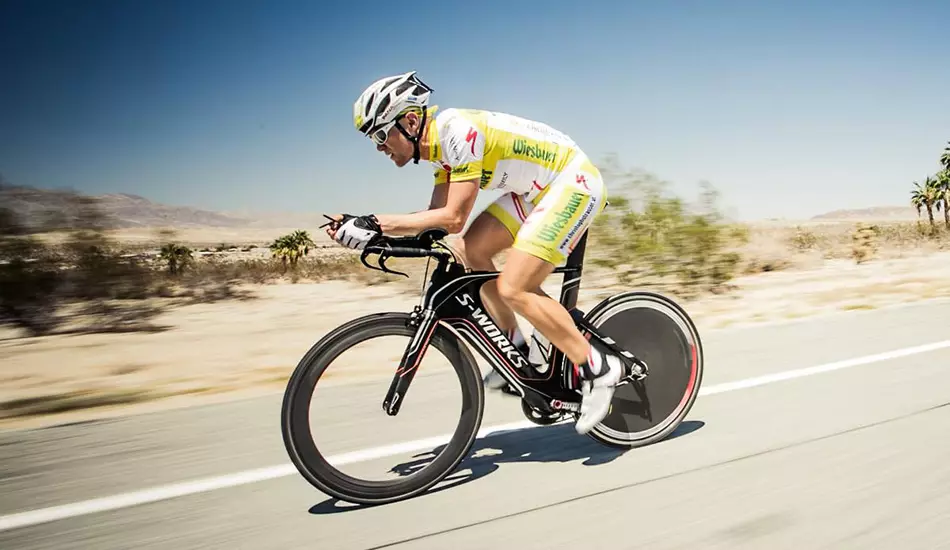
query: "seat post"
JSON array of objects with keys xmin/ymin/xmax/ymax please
[{"xmin": 559, "ymin": 230, "xmax": 588, "ymax": 310}]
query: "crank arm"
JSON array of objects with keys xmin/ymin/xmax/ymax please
[{"xmin": 572, "ymin": 316, "xmax": 649, "ymax": 381}]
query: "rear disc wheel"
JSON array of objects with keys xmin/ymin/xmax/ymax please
[{"xmin": 582, "ymin": 291, "xmax": 704, "ymax": 448}]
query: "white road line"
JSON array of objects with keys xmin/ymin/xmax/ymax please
[
  {"xmin": 2, "ymin": 338, "xmax": 949, "ymax": 533},
  {"xmin": 699, "ymin": 339, "xmax": 950, "ymax": 395}
]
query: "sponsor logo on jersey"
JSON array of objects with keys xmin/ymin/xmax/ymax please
[
  {"xmin": 480, "ymin": 169, "xmax": 493, "ymax": 188},
  {"xmin": 513, "ymin": 139, "xmax": 557, "ymax": 163},
  {"xmin": 538, "ymin": 192, "xmax": 586, "ymax": 242},
  {"xmin": 447, "ymin": 134, "xmax": 463, "ymax": 158},
  {"xmin": 563, "ymin": 196, "xmax": 595, "ymax": 246}
]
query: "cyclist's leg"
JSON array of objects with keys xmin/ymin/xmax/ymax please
[
  {"xmin": 460, "ymin": 193, "xmax": 553, "ymax": 394},
  {"xmin": 468, "ymin": 192, "xmax": 558, "ymax": 337},
  {"xmin": 456, "ymin": 202, "xmax": 518, "ymax": 337},
  {"xmin": 495, "ymin": 153, "xmax": 621, "ymax": 433},
  {"xmin": 497, "ymin": 249, "xmax": 588, "ymax": 361},
  {"xmin": 495, "ymin": 186, "xmax": 601, "ymax": 368}
]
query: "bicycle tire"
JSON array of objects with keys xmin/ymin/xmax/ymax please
[
  {"xmin": 280, "ymin": 312, "xmax": 484, "ymax": 505},
  {"xmin": 582, "ymin": 291, "xmax": 704, "ymax": 448}
]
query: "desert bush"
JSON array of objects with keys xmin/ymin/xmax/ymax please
[
  {"xmin": 851, "ymin": 224, "xmax": 879, "ymax": 264},
  {"xmin": 0, "ymin": 235, "xmax": 64, "ymax": 335},
  {"xmin": 0, "ymin": 199, "xmax": 161, "ymax": 336},
  {"xmin": 789, "ymin": 226, "xmax": 820, "ymax": 251},
  {"xmin": 159, "ymin": 243, "xmax": 194, "ymax": 275},
  {"xmin": 587, "ymin": 162, "xmax": 748, "ymax": 298},
  {"xmin": 771, "ymin": 221, "xmax": 949, "ymax": 261}
]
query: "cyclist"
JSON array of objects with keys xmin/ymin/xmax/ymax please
[{"xmin": 325, "ymin": 71, "xmax": 623, "ymax": 434}]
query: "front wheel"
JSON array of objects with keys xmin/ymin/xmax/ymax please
[
  {"xmin": 280, "ymin": 312, "xmax": 485, "ymax": 505},
  {"xmin": 582, "ymin": 291, "xmax": 704, "ymax": 448}
]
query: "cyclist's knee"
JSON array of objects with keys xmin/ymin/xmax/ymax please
[
  {"xmin": 496, "ymin": 271, "xmax": 536, "ymax": 307},
  {"xmin": 495, "ymin": 275, "xmax": 521, "ymax": 305}
]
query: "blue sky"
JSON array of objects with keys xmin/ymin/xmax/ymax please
[{"xmin": 1, "ymin": 0, "xmax": 948, "ymax": 222}]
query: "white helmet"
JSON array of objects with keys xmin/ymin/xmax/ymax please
[{"xmin": 353, "ymin": 71, "xmax": 434, "ymax": 163}]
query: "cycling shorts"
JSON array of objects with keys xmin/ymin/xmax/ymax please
[{"xmin": 484, "ymin": 151, "xmax": 607, "ymax": 266}]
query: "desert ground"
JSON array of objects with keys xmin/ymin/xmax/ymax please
[{"xmin": 2, "ymin": 218, "xmax": 949, "ymax": 431}]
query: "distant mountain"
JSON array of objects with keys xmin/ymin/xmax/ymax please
[
  {"xmin": 94, "ymin": 192, "xmax": 254, "ymax": 228},
  {"xmin": 810, "ymin": 206, "xmax": 921, "ymax": 222},
  {"xmin": 0, "ymin": 183, "xmax": 318, "ymax": 230}
]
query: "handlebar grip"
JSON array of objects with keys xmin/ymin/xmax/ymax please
[{"xmin": 384, "ymin": 246, "xmax": 429, "ymax": 258}]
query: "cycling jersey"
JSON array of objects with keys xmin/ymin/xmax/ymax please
[
  {"xmin": 428, "ymin": 107, "xmax": 587, "ymax": 203},
  {"xmin": 426, "ymin": 106, "xmax": 608, "ymax": 266}
]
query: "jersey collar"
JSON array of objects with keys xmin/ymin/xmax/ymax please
[{"xmin": 425, "ymin": 106, "xmax": 441, "ymax": 162}]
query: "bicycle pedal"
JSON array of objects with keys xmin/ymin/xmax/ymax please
[{"xmin": 622, "ymin": 356, "xmax": 648, "ymax": 379}]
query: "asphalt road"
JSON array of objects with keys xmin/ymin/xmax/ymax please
[{"xmin": 2, "ymin": 299, "xmax": 950, "ymax": 549}]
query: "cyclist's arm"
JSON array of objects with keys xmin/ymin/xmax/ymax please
[
  {"xmin": 427, "ymin": 180, "xmax": 448, "ymax": 210},
  {"xmin": 375, "ymin": 178, "xmax": 478, "ymax": 236}
]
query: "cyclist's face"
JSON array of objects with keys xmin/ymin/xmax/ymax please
[{"xmin": 375, "ymin": 113, "xmax": 421, "ymax": 167}]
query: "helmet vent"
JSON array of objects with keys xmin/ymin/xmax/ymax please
[{"xmin": 376, "ymin": 95, "xmax": 391, "ymax": 118}]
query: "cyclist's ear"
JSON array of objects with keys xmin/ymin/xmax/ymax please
[{"xmin": 402, "ymin": 111, "xmax": 424, "ymax": 135}]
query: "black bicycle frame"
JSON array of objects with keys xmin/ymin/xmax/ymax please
[{"xmin": 382, "ymin": 233, "xmax": 598, "ymax": 417}]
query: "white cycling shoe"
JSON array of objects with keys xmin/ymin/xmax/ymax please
[
  {"xmin": 575, "ymin": 346, "xmax": 624, "ymax": 435},
  {"xmin": 483, "ymin": 336, "xmax": 624, "ymax": 435}
]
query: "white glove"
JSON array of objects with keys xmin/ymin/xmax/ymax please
[{"xmin": 333, "ymin": 214, "xmax": 382, "ymax": 250}]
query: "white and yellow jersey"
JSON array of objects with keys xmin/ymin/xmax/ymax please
[{"xmin": 427, "ymin": 107, "xmax": 586, "ymax": 203}]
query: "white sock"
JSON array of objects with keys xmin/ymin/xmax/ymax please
[
  {"xmin": 508, "ymin": 326, "xmax": 526, "ymax": 349},
  {"xmin": 585, "ymin": 344, "xmax": 603, "ymax": 376}
]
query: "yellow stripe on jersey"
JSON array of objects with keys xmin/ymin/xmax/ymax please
[{"xmin": 434, "ymin": 162, "xmax": 482, "ymax": 185}]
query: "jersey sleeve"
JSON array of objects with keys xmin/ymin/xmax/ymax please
[{"xmin": 433, "ymin": 114, "xmax": 485, "ymax": 186}]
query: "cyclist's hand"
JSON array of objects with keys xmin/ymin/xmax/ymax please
[
  {"xmin": 320, "ymin": 214, "xmax": 344, "ymax": 240},
  {"xmin": 330, "ymin": 214, "xmax": 382, "ymax": 250}
]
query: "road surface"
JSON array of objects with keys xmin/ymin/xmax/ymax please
[{"xmin": 2, "ymin": 300, "xmax": 950, "ymax": 549}]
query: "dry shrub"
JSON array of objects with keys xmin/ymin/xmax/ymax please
[
  {"xmin": 1, "ymin": 200, "xmax": 163, "ymax": 336},
  {"xmin": 743, "ymin": 220, "xmax": 950, "ymax": 266},
  {"xmin": 851, "ymin": 224, "xmax": 878, "ymax": 264},
  {"xmin": 585, "ymin": 160, "xmax": 749, "ymax": 299}
]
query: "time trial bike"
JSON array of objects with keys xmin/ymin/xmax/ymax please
[{"xmin": 281, "ymin": 226, "xmax": 703, "ymax": 505}]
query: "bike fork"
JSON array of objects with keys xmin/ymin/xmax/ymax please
[{"xmin": 383, "ymin": 307, "xmax": 438, "ymax": 416}]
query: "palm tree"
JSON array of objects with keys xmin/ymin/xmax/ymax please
[
  {"xmin": 269, "ymin": 230, "xmax": 316, "ymax": 270},
  {"xmin": 937, "ymin": 171, "xmax": 950, "ymax": 230},
  {"xmin": 159, "ymin": 243, "xmax": 193, "ymax": 275},
  {"xmin": 940, "ymin": 141, "xmax": 950, "ymax": 172},
  {"xmin": 910, "ymin": 177, "xmax": 941, "ymax": 232}
]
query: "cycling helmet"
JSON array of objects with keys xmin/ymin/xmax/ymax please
[{"xmin": 353, "ymin": 71, "xmax": 434, "ymax": 164}]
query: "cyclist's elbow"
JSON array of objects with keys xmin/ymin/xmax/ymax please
[{"xmin": 444, "ymin": 216, "xmax": 466, "ymax": 234}]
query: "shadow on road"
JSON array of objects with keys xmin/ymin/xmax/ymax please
[{"xmin": 309, "ymin": 418, "xmax": 705, "ymax": 515}]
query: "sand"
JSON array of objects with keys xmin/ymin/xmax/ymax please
[{"xmin": 2, "ymin": 245, "xmax": 949, "ymax": 431}]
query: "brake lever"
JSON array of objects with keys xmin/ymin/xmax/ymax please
[
  {"xmin": 359, "ymin": 244, "xmax": 408, "ymax": 278},
  {"xmin": 359, "ymin": 248, "xmax": 378, "ymax": 271},
  {"xmin": 378, "ymin": 253, "xmax": 409, "ymax": 278}
]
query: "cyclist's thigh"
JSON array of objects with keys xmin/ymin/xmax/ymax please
[
  {"xmin": 464, "ymin": 192, "xmax": 533, "ymax": 257},
  {"xmin": 512, "ymin": 154, "xmax": 606, "ymax": 267}
]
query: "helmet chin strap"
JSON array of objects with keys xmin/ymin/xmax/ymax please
[{"xmin": 394, "ymin": 107, "xmax": 428, "ymax": 164}]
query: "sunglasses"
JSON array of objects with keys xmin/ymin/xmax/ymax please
[{"xmin": 368, "ymin": 120, "xmax": 397, "ymax": 146}]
